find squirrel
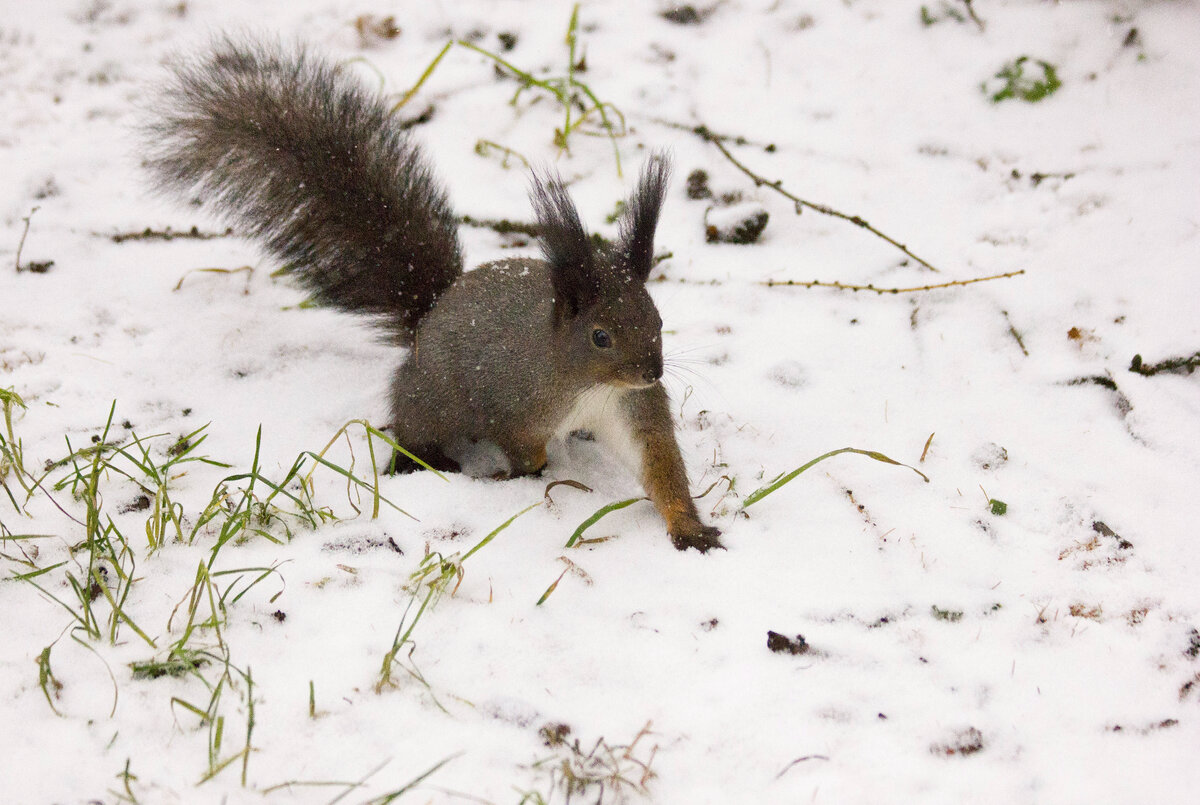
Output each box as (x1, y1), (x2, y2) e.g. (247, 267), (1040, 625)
(143, 36), (723, 552)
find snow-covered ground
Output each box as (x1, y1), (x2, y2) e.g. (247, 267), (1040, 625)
(3, 1), (1199, 802)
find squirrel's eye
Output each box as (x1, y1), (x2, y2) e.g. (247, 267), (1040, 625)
(591, 328), (612, 349)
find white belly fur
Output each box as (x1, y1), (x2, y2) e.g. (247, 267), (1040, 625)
(557, 384), (645, 474)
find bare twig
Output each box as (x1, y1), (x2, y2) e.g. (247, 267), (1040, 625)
(776, 754), (831, 780)
(693, 124), (945, 273)
(458, 215), (541, 238)
(108, 226), (232, 244)
(1129, 351), (1200, 377)
(761, 269), (1025, 294)
(1002, 309), (1030, 356)
(650, 117), (775, 150)
(15, 206), (39, 273)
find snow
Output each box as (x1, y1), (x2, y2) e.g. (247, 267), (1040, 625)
(2, 0), (1199, 802)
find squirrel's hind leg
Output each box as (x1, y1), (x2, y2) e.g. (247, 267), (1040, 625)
(495, 436), (548, 478)
(386, 367), (463, 474)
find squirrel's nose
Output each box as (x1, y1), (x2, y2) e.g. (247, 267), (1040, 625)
(643, 356), (663, 384)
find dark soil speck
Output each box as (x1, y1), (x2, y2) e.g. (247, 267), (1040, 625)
(767, 631), (809, 655)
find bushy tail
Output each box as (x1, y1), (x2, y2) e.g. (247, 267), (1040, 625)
(143, 35), (463, 340)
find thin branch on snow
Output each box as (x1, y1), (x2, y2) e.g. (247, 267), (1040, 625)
(691, 123), (947, 273)
(760, 269), (1025, 294)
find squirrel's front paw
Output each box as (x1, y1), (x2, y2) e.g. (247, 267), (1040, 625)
(670, 523), (725, 553)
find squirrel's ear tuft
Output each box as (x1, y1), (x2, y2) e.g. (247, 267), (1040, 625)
(530, 170), (598, 321)
(618, 152), (672, 282)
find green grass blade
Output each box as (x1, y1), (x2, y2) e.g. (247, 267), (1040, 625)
(461, 501), (541, 562)
(565, 497), (644, 548)
(364, 752), (462, 805)
(302, 452), (414, 520)
(743, 447), (929, 509)
(392, 40), (453, 110)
